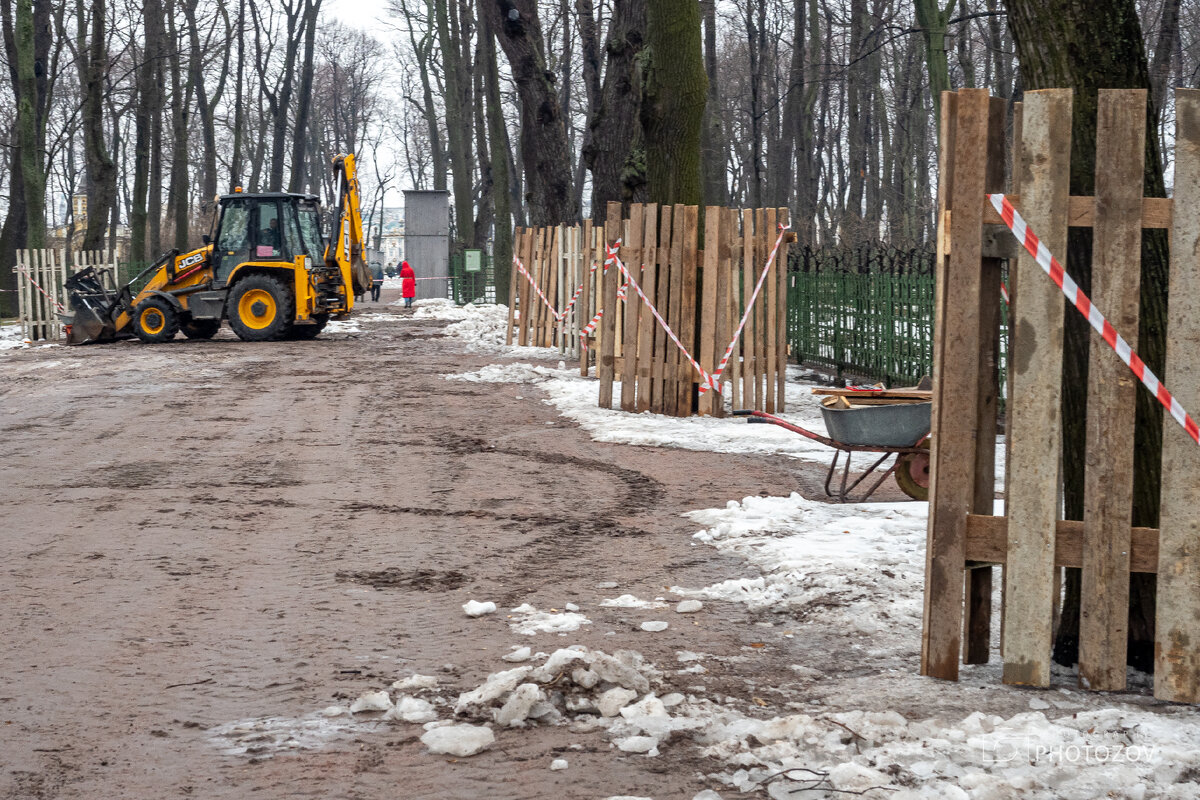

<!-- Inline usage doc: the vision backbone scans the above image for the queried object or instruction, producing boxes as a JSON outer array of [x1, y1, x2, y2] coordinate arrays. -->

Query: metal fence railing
[[447, 250, 495, 305], [785, 245, 1009, 397]]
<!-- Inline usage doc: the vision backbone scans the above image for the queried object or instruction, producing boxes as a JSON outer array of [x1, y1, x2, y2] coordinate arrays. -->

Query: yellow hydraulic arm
[[328, 154, 372, 301]]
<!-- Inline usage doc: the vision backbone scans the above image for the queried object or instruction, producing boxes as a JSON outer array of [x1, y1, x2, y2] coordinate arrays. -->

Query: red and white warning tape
[[512, 257, 599, 325], [15, 265, 65, 312], [605, 242, 720, 392], [703, 223, 791, 394], [989, 193, 1199, 445], [579, 280, 628, 351]]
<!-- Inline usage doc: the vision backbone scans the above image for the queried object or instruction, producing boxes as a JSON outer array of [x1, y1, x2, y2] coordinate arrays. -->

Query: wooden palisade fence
[[922, 87, 1200, 703], [507, 201, 791, 418], [13, 249, 119, 342]]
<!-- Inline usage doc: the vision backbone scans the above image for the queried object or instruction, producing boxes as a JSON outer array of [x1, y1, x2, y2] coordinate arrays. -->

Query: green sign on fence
[[464, 249, 482, 273]]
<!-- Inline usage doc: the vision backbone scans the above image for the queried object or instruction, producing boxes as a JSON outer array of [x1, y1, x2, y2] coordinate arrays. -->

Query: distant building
[[47, 194, 130, 255]]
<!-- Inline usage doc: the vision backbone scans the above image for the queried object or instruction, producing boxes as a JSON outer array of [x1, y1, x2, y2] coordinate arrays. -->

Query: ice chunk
[[386, 696, 438, 724], [531, 647, 590, 681], [676, 600, 703, 614], [494, 683, 544, 727], [550, 758, 568, 770], [565, 602, 580, 612], [598, 687, 639, 717], [463, 600, 497, 617], [641, 621, 669, 632], [454, 666, 533, 714], [661, 693, 684, 707], [349, 690, 393, 713], [502, 646, 533, 663], [319, 706, 347, 717], [589, 651, 651, 693], [1029, 697, 1050, 710], [601, 594, 667, 609], [392, 674, 440, 691], [571, 667, 600, 689], [614, 734, 659, 753], [620, 694, 668, 720], [420, 724, 495, 757], [596, 581, 619, 589]]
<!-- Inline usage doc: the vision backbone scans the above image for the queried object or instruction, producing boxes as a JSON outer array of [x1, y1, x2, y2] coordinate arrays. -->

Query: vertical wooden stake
[[1155, 88, 1200, 703], [599, 204, 622, 408], [742, 209, 757, 410], [636, 204, 658, 413], [676, 206, 700, 415], [699, 206, 721, 416], [1079, 90, 1146, 692], [1002, 90, 1072, 686]]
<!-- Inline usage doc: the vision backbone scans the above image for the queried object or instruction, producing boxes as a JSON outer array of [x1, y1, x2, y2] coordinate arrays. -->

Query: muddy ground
[[0, 288, 1070, 799]]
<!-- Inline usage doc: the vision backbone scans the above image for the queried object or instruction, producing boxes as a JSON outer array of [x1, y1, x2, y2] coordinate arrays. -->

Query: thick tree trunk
[[482, 9, 512, 304], [481, 0, 576, 226], [77, 0, 116, 251], [1008, 0, 1167, 671], [640, 0, 706, 207], [699, 0, 726, 207], [583, 0, 645, 216], [15, 0, 46, 249], [288, 0, 321, 193], [435, 0, 475, 247], [913, 0, 954, 126]]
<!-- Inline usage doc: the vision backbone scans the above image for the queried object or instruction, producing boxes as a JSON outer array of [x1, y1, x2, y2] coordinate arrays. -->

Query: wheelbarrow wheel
[[895, 440, 931, 501]]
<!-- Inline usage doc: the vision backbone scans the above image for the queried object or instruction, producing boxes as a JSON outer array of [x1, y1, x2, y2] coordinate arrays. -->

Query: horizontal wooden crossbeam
[[981, 195, 1172, 228], [964, 514, 1160, 573]]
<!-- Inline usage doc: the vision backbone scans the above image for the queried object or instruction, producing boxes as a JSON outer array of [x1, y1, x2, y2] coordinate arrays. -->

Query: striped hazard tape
[[989, 193, 1199, 445], [702, 223, 791, 395], [15, 265, 66, 312], [512, 256, 599, 324], [605, 242, 720, 392]]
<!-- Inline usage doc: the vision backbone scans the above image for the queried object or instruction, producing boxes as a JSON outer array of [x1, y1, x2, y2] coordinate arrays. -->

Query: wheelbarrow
[[734, 401, 931, 503]]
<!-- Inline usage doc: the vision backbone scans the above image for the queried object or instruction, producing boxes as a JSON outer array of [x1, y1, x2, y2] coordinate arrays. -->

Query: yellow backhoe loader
[[63, 154, 372, 344]]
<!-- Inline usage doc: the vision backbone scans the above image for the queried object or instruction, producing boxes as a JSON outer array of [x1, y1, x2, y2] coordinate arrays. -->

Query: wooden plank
[[922, 88, 988, 682], [635, 204, 658, 413], [763, 209, 782, 412], [776, 207, 790, 413], [555, 224, 565, 353], [517, 230, 533, 347], [1155, 88, 1200, 703], [983, 195, 1171, 228], [713, 207, 733, 417], [580, 221, 594, 374], [1079, 89, 1146, 692], [699, 207, 721, 416], [1002, 89, 1072, 687], [506, 228, 522, 346], [765, 208, 779, 413], [599, 204, 622, 408], [962, 96, 1007, 666], [675, 206, 700, 415], [665, 205, 686, 416], [965, 515, 1160, 573], [742, 209, 757, 410], [652, 207, 673, 414], [726, 209, 742, 412], [620, 205, 644, 411], [754, 209, 767, 410]]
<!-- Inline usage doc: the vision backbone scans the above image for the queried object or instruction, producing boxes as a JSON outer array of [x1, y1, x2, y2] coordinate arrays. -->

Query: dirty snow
[[508, 602, 592, 635]]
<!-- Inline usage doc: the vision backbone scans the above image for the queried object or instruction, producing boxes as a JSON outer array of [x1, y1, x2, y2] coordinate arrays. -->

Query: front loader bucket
[[63, 267, 129, 345]]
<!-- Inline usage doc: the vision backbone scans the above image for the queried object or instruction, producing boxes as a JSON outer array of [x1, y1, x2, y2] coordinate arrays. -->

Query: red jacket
[[400, 263, 416, 298]]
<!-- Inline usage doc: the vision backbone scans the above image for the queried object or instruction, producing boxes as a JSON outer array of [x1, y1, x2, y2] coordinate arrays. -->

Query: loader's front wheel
[[133, 297, 179, 343], [181, 319, 221, 340], [228, 274, 294, 341]]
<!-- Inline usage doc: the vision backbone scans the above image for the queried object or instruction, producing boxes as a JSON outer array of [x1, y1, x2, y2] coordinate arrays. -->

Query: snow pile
[[324, 318, 363, 334], [508, 602, 592, 635], [675, 492, 927, 655], [600, 594, 668, 610], [447, 362, 559, 384], [694, 702, 1200, 800], [420, 723, 494, 756], [0, 323, 30, 351], [406, 297, 474, 321]]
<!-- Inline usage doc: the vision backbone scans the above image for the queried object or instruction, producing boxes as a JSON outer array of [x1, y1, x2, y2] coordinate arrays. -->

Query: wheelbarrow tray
[[820, 401, 931, 448]]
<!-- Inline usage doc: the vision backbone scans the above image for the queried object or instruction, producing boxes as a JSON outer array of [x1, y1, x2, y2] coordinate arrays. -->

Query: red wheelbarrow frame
[[733, 409, 930, 503]]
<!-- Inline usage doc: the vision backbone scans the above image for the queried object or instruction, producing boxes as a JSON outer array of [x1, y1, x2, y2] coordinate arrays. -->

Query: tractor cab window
[[295, 201, 325, 265], [281, 203, 308, 265], [214, 200, 251, 282], [255, 202, 284, 260]]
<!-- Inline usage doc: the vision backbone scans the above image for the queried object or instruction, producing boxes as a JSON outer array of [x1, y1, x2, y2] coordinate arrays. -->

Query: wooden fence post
[[621, 206, 644, 411], [636, 204, 658, 413], [599, 203, 622, 408], [699, 207, 721, 416], [1156, 87, 1200, 703], [1079, 90, 1147, 692], [652, 207, 674, 414], [921, 88, 989, 681], [1002, 89, 1072, 687]]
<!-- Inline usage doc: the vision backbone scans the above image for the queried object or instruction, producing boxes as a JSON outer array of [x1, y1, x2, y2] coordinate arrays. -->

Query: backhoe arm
[[328, 153, 372, 301]]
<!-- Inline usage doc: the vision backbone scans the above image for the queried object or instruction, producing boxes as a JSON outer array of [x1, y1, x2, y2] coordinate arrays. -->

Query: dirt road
[[0, 292, 1013, 800]]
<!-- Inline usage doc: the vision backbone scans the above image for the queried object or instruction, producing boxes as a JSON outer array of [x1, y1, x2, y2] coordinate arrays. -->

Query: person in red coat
[[400, 260, 416, 308]]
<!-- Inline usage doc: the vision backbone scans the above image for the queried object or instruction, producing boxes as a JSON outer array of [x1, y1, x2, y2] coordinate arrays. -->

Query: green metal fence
[[787, 270, 936, 385], [786, 246, 1009, 395], [447, 251, 496, 305]]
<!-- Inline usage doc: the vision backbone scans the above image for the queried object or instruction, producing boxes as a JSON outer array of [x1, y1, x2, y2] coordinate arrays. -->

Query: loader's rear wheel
[[132, 297, 179, 343], [228, 274, 294, 341], [289, 314, 328, 340], [181, 319, 221, 340]]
